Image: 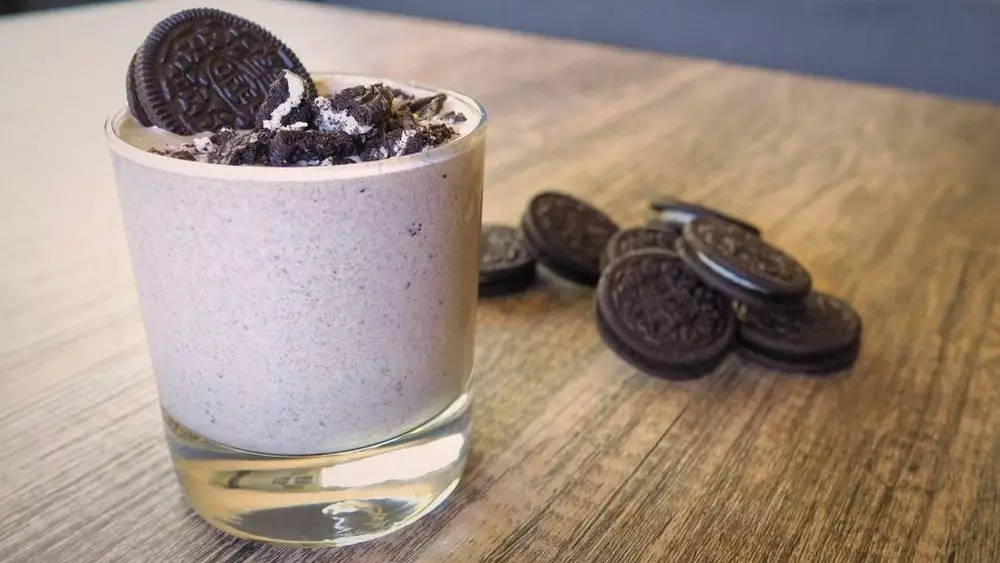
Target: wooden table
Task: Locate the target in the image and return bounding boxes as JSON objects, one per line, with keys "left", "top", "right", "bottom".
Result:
{"left": 3, "top": 1, "right": 1000, "bottom": 561}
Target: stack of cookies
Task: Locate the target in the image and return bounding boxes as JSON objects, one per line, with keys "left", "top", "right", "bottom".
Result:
{"left": 479, "top": 192, "right": 862, "bottom": 379}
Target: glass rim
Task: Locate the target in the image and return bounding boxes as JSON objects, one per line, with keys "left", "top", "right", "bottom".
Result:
{"left": 104, "top": 72, "right": 488, "bottom": 182}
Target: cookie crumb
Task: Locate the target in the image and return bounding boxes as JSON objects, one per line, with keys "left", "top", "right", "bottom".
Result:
{"left": 153, "top": 72, "right": 463, "bottom": 167}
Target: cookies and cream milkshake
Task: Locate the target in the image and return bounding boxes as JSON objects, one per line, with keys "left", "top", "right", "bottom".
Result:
{"left": 110, "top": 74, "right": 484, "bottom": 455}
{"left": 107, "top": 8, "right": 486, "bottom": 546}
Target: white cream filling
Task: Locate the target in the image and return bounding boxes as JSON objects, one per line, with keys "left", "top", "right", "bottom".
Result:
{"left": 192, "top": 136, "right": 215, "bottom": 153}
{"left": 293, "top": 156, "right": 336, "bottom": 167}
{"left": 695, "top": 248, "right": 767, "bottom": 292}
{"left": 659, "top": 209, "right": 696, "bottom": 225}
{"left": 392, "top": 129, "right": 417, "bottom": 155}
{"left": 279, "top": 121, "right": 309, "bottom": 132}
{"left": 313, "top": 97, "right": 373, "bottom": 135}
{"left": 261, "top": 71, "right": 306, "bottom": 131}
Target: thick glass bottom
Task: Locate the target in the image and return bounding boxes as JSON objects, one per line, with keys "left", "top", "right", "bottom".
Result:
{"left": 163, "top": 391, "right": 472, "bottom": 547}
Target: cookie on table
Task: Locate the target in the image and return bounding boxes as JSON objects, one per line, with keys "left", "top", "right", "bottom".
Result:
{"left": 480, "top": 276, "right": 537, "bottom": 298}
{"left": 134, "top": 8, "right": 315, "bottom": 135}
{"left": 521, "top": 191, "right": 619, "bottom": 286}
{"left": 645, "top": 217, "right": 683, "bottom": 234}
{"left": 676, "top": 216, "right": 811, "bottom": 308}
{"left": 599, "top": 226, "right": 680, "bottom": 272}
{"left": 479, "top": 225, "right": 537, "bottom": 297}
{"left": 650, "top": 196, "right": 761, "bottom": 236}
{"left": 737, "top": 291, "right": 862, "bottom": 374}
{"left": 596, "top": 249, "right": 735, "bottom": 379}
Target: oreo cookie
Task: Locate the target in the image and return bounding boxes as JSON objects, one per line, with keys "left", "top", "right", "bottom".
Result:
{"left": 650, "top": 196, "right": 761, "bottom": 235}
{"left": 479, "top": 225, "right": 537, "bottom": 297}
{"left": 645, "top": 217, "right": 683, "bottom": 233}
{"left": 737, "top": 292, "right": 862, "bottom": 374}
{"left": 409, "top": 94, "right": 447, "bottom": 120}
{"left": 360, "top": 125, "right": 452, "bottom": 161}
{"left": 126, "top": 51, "right": 153, "bottom": 126}
{"left": 256, "top": 70, "right": 315, "bottom": 131}
{"left": 596, "top": 249, "right": 735, "bottom": 379}
{"left": 267, "top": 129, "right": 354, "bottom": 166}
{"left": 207, "top": 130, "right": 274, "bottom": 166}
{"left": 135, "top": 8, "right": 315, "bottom": 135}
{"left": 521, "top": 192, "right": 620, "bottom": 286}
{"left": 676, "top": 217, "right": 811, "bottom": 307}
{"left": 314, "top": 84, "right": 393, "bottom": 137}
{"left": 439, "top": 111, "right": 468, "bottom": 125}
{"left": 600, "top": 227, "right": 680, "bottom": 272}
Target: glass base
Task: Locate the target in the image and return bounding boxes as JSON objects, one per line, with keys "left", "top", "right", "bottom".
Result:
{"left": 163, "top": 392, "right": 472, "bottom": 548}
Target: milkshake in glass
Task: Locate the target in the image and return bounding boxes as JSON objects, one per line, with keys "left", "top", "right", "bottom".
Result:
{"left": 106, "top": 72, "right": 486, "bottom": 546}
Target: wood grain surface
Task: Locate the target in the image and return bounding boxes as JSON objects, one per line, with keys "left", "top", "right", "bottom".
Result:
{"left": 3, "top": 1, "right": 1000, "bottom": 561}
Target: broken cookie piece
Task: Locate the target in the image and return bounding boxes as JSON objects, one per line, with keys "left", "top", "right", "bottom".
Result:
{"left": 150, "top": 71, "right": 461, "bottom": 167}
{"left": 361, "top": 123, "right": 455, "bottom": 161}
{"left": 209, "top": 130, "right": 274, "bottom": 166}
{"left": 313, "top": 84, "right": 393, "bottom": 137}
{"left": 408, "top": 94, "right": 446, "bottom": 120}
{"left": 438, "top": 111, "right": 467, "bottom": 124}
{"left": 256, "top": 70, "right": 314, "bottom": 131}
{"left": 267, "top": 129, "right": 356, "bottom": 166}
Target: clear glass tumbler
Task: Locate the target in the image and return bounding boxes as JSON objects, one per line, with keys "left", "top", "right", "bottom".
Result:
{"left": 105, "top": 74, "right": 486, "bottom": 547}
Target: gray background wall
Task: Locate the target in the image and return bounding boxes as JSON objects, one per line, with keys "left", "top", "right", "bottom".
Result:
{"left": 325, "top": 0, "right": 1000, "bottom": 104}
{"left": 3, "top": 0, "right": 995, "bottom": 103}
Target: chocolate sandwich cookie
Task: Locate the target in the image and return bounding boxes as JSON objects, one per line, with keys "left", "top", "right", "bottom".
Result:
{"left": 267, "top": 128, "right": 354, "bottom": 166}
{"left": 645, "top": 217, "right": 683, "bottom": 234}
{"left": 596, "top": 249, "right": 735, "bottom": 379}
{"left": 315, "top": 83, "right": 393, "bottom": 137}
{"left": 409, "top": 94, "right": 447, "bottom": 120}
{"left": 361, "top": 124, "right": 453, "bottom": 161}
{"left": 126, "top": 51, "right": 153, "bottom": 126}
{"left": 135, "top": 8, "right": 315, "bottom": 135}
{"left": 256, "top": 70, "right": 315, "bottom": 131}
{"left": 676, "top": 217, "right": 811, "bottom": 307}
{"left": 599, "top": 227, "right": 680, "bottom": 272}
{"left": 521, "top": 192, "right": 619, "bottom": 286}
{"left": 737, "top": 292, "right": 862, "bottom": 374}
{"left": 207, "top": 130, "right": 274, "bottom": 166}
{"left": 479, "top": 225, "right": 537, "bottom": 297}
{"left": 650, "top": 196, "right": 761, "bottom": 236}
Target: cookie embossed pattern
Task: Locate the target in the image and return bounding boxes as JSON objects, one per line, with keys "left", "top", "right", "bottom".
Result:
{"left": 599, "top": 226, "right": 680, "bottom": 272}
{"left": 135, "top": 8, "right": 314, "bottom": 134}
{"left": 597, "top": 250, "right": 736, "bottom": 379}
{"left": 521, "top": 191, "right": 620, "bottom": 286}
{"left": 478, "top": 225, "right": 537, "bottom": 297}
{"left": 106, "top": 7, "right": 487, "bottom": 548}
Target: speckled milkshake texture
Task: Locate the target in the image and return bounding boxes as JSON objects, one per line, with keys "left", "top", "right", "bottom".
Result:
{"left": 110, "top": 102, "right": 485, "bottom": 455}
